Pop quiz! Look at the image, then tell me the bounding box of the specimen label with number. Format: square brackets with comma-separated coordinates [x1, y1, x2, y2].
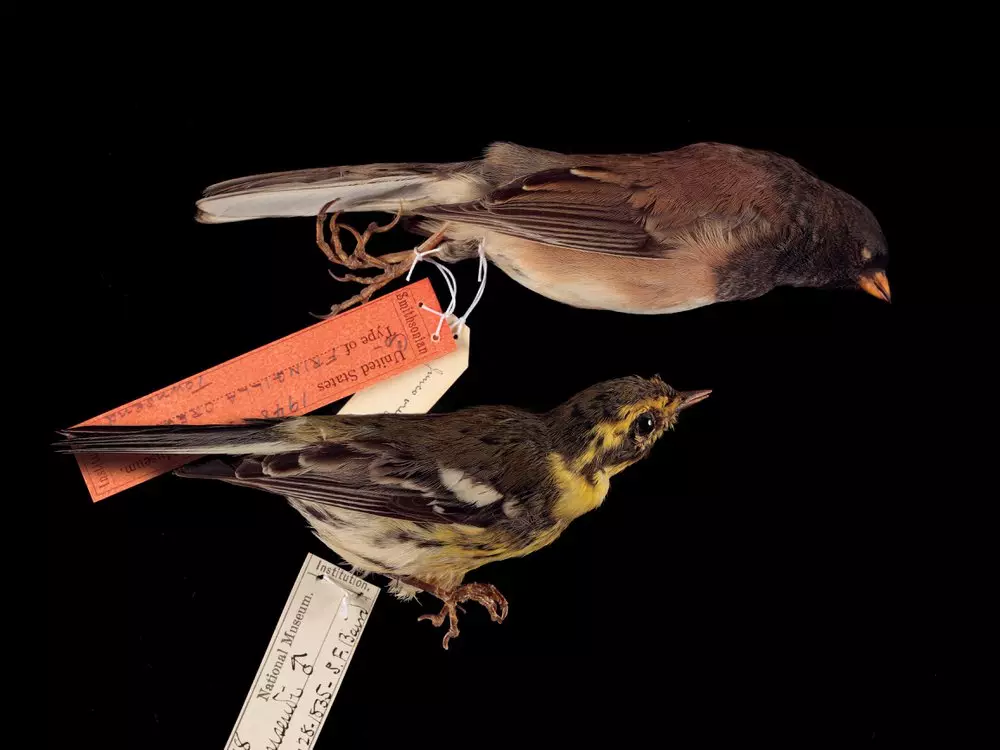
[225, 554, 379, 750]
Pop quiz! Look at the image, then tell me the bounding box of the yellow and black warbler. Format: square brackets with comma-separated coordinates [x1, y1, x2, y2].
[57, 374, 710, 648]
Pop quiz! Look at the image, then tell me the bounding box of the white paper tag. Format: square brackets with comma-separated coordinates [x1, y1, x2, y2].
[338, 321, 470, 415]
[224, 554, 379, 750]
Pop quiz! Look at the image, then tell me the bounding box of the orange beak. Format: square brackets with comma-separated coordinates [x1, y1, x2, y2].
[858, 270, 891, 303]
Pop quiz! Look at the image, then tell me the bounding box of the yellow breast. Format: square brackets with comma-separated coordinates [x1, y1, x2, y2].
[399, 453, 610, 583]
[549, 452, 610, 521]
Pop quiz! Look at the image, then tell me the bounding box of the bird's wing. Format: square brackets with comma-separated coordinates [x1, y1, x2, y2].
[421, 142, 795, 258]
[416, 166, 669, 257]
[179, 440, 505, 527]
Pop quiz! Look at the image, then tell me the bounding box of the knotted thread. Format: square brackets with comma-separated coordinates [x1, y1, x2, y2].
[410, 241, 488, 339]
[452, 241, 487, 337]
[417, 259, 458, 341]
[406, 245, 445, 282]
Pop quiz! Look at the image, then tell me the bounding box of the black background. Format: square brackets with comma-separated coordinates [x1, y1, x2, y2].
[47, 95, 993, 747]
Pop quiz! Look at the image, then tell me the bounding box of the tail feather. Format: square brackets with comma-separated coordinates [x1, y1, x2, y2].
[195, 159, 489, 224]
[174, 458, 241, 480]
[53, 421, 304, 456]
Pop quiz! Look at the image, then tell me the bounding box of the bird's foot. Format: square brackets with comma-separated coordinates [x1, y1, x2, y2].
[312, 201, 448, 318]
[417, 582, 509, 650]
[315, 199, 401, 271]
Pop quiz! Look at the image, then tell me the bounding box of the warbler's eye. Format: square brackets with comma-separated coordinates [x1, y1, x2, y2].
[633, 412, 656, 438]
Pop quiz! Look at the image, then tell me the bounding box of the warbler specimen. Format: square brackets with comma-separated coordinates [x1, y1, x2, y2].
[57, 375, 710, 648]
[194, 141, 891, 317]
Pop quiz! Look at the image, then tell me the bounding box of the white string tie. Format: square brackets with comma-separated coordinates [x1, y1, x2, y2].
[417, 259, 458, 341]
[406, 245, 446, 282]
[452, 241, 488, 337]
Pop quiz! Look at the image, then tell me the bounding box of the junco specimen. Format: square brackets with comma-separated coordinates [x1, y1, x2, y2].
[195, 141, 890, 316]
[57, 375, 710, 648]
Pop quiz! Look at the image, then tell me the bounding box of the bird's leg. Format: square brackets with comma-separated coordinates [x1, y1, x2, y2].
[314, 201, 354, 267]
[397, 576, 509, 650]
[317, 229, 444, 318]
[320, 261, 412, 317]
[315, 200, 400, 271]
[351, 209, 401, 268]
[312, 201, 451, 318]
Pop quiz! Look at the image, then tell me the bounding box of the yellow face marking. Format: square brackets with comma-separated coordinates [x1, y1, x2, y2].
[570, 396, 674, 473]
[861, 246, 873, 260]
[574, 422, 621, 470]
[618, 396, 673, 421]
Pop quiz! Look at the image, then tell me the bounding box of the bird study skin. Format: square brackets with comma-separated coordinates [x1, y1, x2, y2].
[62, 140, 887, 649]
[194, 141, 891, 317]
[57, 375, 710, 648]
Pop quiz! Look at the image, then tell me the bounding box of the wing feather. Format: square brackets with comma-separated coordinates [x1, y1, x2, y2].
[418, 167, 662, 257]
[179, 442, 502, 527]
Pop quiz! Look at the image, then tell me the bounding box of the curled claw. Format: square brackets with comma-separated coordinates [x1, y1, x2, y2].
[316, 207, 355, 267]
[324, 283, 385, 316]
[368, 203, 403, 234]
[417, 604, 461, 649]
[328, 269, 380, 285]
[464, 583, 508, 623]
[334, 220, 389, 269]
[338, 222, 364, 245]
[310, 201, 443, 316]
[417, 582, 509, 649]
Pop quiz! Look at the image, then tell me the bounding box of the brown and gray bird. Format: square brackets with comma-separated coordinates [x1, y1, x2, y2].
[194, 141, 891, 315]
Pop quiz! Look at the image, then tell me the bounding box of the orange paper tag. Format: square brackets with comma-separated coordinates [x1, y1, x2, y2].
[74, 278, 455, 502]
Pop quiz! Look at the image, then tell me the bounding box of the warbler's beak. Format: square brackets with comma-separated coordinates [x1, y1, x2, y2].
[676, 390, 712, 410]
[858, 270, 891, 303]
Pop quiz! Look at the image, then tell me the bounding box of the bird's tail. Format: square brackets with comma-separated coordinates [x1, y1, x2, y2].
[195, 158, 489, 224]
[53, 420, 307, 456]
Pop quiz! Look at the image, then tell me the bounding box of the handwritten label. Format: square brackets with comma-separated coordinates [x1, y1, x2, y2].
[339, 319, 471, 415]
[225, 554, 379, 750]
[73, 278, 455, 502]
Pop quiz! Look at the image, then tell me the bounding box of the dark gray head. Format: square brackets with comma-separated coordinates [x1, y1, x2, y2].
[716, 167, 891, 305]
[817, 186, 891, 302]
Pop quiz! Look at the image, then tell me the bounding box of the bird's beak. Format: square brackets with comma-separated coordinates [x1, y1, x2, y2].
[676, 390, 712, 410]
[858, 270, 891, 303]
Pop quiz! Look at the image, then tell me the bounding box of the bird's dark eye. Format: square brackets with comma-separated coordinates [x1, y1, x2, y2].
[633, 412, 656, 438]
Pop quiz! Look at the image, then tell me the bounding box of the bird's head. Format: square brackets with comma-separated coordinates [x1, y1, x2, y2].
[549, 375, 711, 481]
[817, 187, 891, 303]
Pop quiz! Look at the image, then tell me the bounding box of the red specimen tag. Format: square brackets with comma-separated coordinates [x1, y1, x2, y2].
[74, 279, 455, 502]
